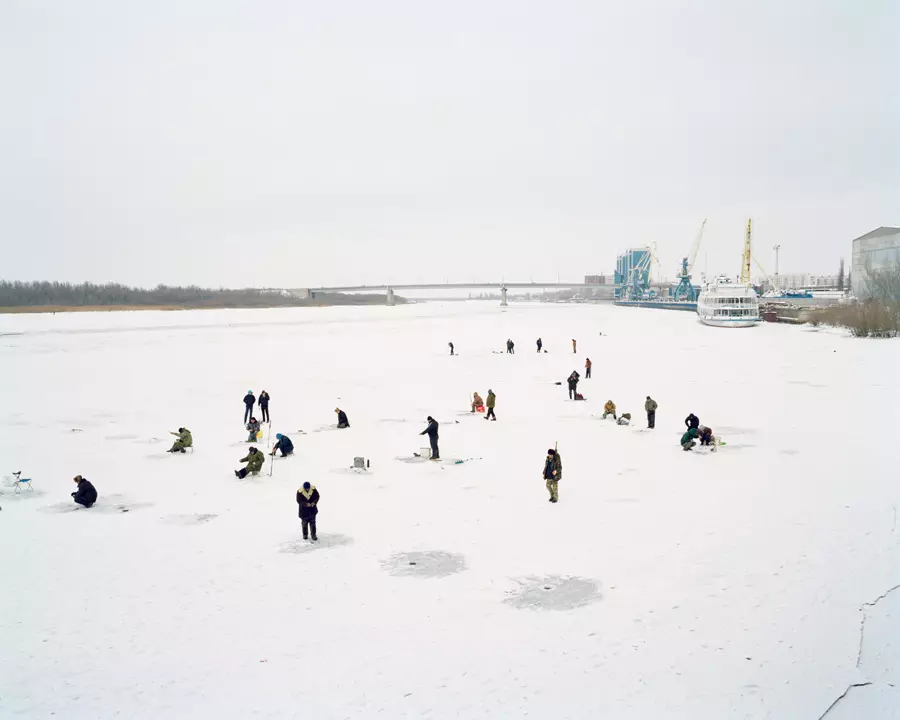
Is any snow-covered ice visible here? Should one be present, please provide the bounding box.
[2,302,899,718]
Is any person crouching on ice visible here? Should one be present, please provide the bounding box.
[698,425,717,450]
[681,426,699,451]
[471,392,484,413]
[167,427,192,453]
[335,408,350,428]
[297,481,320,541]
[72,475,98,508]
[271,433,294,457]
[235,447,265,478]
[246,417,261,442]
[602,400,617,419]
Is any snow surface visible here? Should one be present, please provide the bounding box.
[2,302,899,719]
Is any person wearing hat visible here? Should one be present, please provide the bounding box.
[243,390,256,424]
[485,389,497,421]
[543,449,562,503]
[420,416,440,460]
[335,408,350,429]
[246,416,261,443]
[167,427,192,453]
[645,396,658,429]
[471,391,484,413]
[271,433,294,457]
[71,475,98,508]
[259,390,271,424]
[296,481,320,541]
[235,447,265,478]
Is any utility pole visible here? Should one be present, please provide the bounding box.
[773,244,781,291]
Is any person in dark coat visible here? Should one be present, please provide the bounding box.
[420,416,440,460]
[259,390,270,423]
[506,339,515,354]
[645,396,658,429]
[536,337,543,352]
[543,449,562,502]
[71,475,98,508]
[271,433,294,457]
[297,481,320,541]
[567,370,580,400]
[448,342,454,356]
[335,408,350,428]
[685,413,700,430]
[243,391,256,424]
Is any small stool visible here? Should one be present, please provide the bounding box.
[12,471,33,493]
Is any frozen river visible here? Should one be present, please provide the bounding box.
[2,301,899,718]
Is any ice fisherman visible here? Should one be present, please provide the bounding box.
[698,425,717,449]
[536,337,543,352]
[645,396,658,429]
[543,448,562,503]
[235,447,265,478]
[602,400,617,419]
[585,357,592,379]
[297,481,320,541]
[685,413,700,430]
[471,392,484,413]
[167,427,193,453]
[335,408,350,428]
[420,416,440,460]
[567,370,580,400]
[617,413,632,426]
[271,433,294,457]
[485,389,496,421]
[506,339,515,354]
[449,342,454,355]
[681,426,699,451]
[71,475,98,508]
[572,338,577,353]
[246,417,261,442]
[259,390,271,423]
[243,390,256,424]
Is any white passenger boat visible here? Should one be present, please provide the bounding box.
[696,276,760,327]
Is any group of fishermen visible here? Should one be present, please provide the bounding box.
[470,390,497,421]
[681,413,717,451]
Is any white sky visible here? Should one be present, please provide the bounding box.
[1,0,898,288]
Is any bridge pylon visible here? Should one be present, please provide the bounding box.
[386,287,395,306]
[500,286,508,307]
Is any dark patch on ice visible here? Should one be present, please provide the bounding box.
[0,488,46,500]
[105,433,140,441]
[279,534,353,554]
[504,575,602,611]
[162,513,219,526]
[40,499,152,514]
[714,426,758,436]
[383,551,466,578]
[332,467,374,475]
[380,418,409,424]
[779,449,800,456]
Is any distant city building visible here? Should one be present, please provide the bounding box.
[584,275,608,285]
[778,274,839,289]
[851,226,900,297]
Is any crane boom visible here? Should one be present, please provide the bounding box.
[686,219,707,274]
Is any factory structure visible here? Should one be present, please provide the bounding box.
[851,226,900,298]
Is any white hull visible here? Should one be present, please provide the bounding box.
[697,276,760,328]
[698,315,759,328]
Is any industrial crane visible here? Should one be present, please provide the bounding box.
[673,219,706,301]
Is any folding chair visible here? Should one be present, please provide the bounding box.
[12,471,33,493]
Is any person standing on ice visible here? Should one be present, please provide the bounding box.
[335,408,350,428]
[645,396,658,429]
[448,342,454,355]
[485,389,496,421]
[259,390,270,424]
[235,447,265,477]
[684,413,700,430]
[572,338,577,353]
[71,475,98,508]
[243,390,256,424]
[536,337,543,352]
[506,339,515,354]
[543,449,561,503]
[420,416,440,460]
[167,427,192,453]
[567,370,580,400]
[297,481,320,541]
[271,433,294,457]
[584,357,592,379]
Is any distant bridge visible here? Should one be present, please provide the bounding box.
[290,282,615,306]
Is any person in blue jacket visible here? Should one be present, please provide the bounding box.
[271,433,294,457]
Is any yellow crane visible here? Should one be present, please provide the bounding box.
[740,219,753,285]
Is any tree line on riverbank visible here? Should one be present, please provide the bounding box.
[0,281,402,310]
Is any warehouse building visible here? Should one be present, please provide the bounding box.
[851,226,900,298]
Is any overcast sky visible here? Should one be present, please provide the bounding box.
[1,0,897,288]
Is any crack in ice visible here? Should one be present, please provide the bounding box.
[816,682,873,720]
